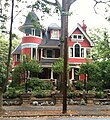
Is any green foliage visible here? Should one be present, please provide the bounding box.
[95,91,105,99]
[79,61,100,82]
[3,87,19,99]
[12,55,43,84]
[52,58,70,74]
[27,78,53,91]
[75,80,83,90]
[87,81,104,91]
[88,28,110,61]
[0,35,20,88]
[34,90,50,98]
[97,60,110,89]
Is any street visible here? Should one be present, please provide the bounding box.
[0,117,110,120]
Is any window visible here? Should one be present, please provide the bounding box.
[81,48,84,57]
[31,28,35,36]
[47,50,52,58]
[71,34,83,41]
[16,54,20,61]
[70,48,73,57]
[75,44,80,57]
[32,48,36,59]
[51,30,59,39]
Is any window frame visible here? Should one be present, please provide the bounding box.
[71,34,84,41]
[31,48,37,60]
[51,30,59,39]
[16,54,20,62]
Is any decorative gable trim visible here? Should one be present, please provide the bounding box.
[69,23,94,46]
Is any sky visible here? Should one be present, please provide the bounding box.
[12,0,110,36]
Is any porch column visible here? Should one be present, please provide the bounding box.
[71,68,74,80]
[50,69,53,80]
[41,48,43,58]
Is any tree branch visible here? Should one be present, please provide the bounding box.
[93,0,110,15]
[67,0,77,11]
[42,0,61,12]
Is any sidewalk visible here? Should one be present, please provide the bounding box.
[1,105,110,117]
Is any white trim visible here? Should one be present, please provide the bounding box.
[21,43,39,49]
[71,34,84,41]
[50,30,59,40]
[16,54,20,62]
[69,23,94,46]
[73,43,81,58]
[50,69,53,79]
[31,47,37,60]
[71,68,74,80]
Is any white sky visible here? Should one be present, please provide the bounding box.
[12,0,110,36]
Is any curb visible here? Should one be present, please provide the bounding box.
[1,114,110,118]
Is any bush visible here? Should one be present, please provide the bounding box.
[27,78,53,91]
[95,91,105,98]
[3,87,19,99]
[75,80,83,90]
[87,81,104,91]
[34,90,51,98]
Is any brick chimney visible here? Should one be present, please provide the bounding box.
[82,20,87,32]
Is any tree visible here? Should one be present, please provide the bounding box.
[52,58,70,91]
[97,60,110,89]
[79,61,100,92]
[0,34,19,110]
[88,28,110,61]
[12,55,42,91]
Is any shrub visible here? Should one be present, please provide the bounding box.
[87,81,104,91]
[75,80,83,90]
[95,91,105,98]
[3,87,19,99]
[27,78,53,91]
[34,90,51,98]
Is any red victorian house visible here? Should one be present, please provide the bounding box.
[12,10,94,82]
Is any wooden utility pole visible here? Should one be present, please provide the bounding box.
[62,0,68,114]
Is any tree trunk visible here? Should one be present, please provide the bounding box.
[0,90,3,109]
[0,89,5,115]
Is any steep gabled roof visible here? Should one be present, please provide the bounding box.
[69,23,94,46]
[12,43,21,54]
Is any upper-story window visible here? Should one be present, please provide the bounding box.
[25,28,41,37]
[81,48,84,57]
[75,44,80,57]
[16,54,20,61]
[51,30,59,39]
[32,28,35,36]
[69,45,91,58]
[71,34,83,41]
[70,48,73,57]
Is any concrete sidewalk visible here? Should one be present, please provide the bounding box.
[1,105,110,117]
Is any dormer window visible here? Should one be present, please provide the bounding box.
[51,30,59,39]
[71,34,83,41]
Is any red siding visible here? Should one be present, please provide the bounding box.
[80,74,85,80]
[22,36,42,44]
[68,38,91,47]
[68,58,92,63]
[22,48,31,57]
